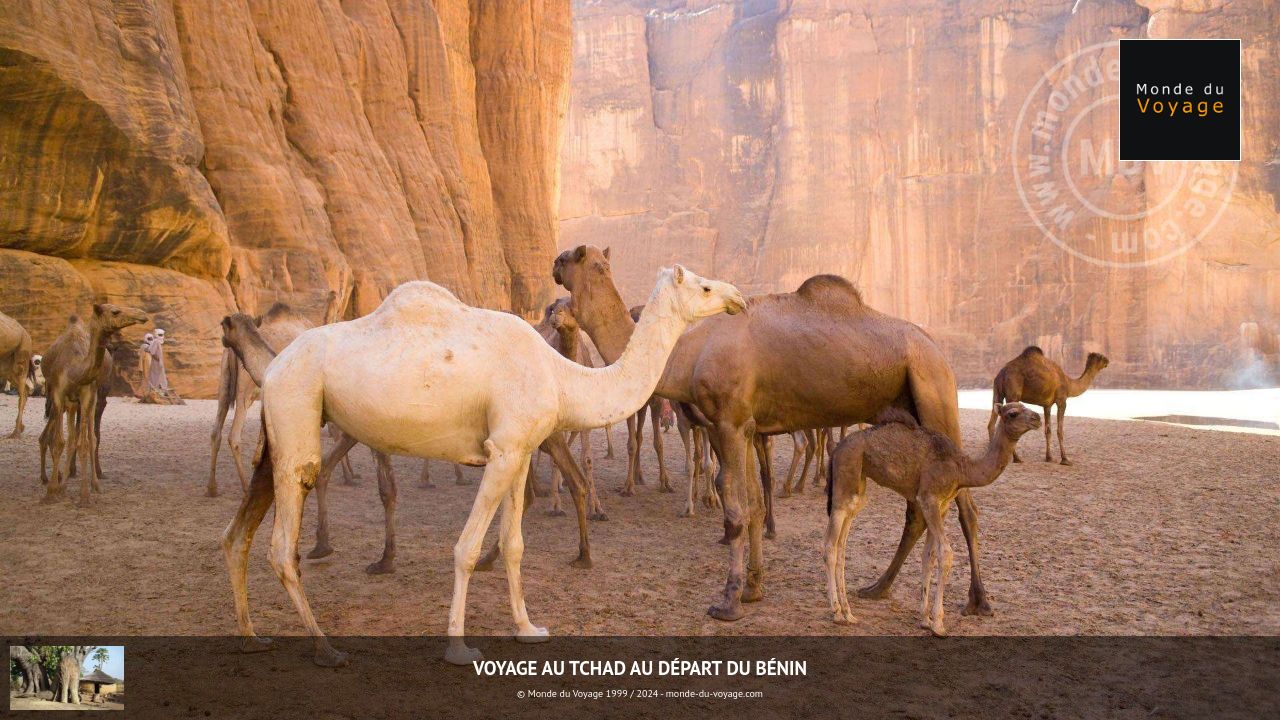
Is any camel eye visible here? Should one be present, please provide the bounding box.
[112,310,120,316]
[702,286,710,293]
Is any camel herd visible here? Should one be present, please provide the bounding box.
[0,243,1114,666]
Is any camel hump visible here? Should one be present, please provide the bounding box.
[796,275,865,306]
[258,302,295,323]
[378,281,464,318]
[1019,345,1044,358]
[873,407,919,428]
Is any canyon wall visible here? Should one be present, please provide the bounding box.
[0,0,571,397]
[560,0,1280,388]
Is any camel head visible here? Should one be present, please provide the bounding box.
[94,303,147,332]
[552,244,613,295]
[661,265,746,320]
[220,313,258,349]
[993,402,1041,439]
[1085,352,1110,372]
[545,298,578,334]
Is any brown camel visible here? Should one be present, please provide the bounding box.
[51,332,127,485]
[989,346,1109,465]
[40,305,147,505]
[219,313,401,574]
[1,309,34,438]
[208,301,327,496]
[826,404,1040,635]
[554,245,985,622]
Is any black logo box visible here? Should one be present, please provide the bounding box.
[1119,38,1241,162]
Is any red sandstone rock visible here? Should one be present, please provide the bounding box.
[0,0,571,397]
[559,0,1280,388]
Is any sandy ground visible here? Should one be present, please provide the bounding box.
[0,393,1278,639]
[8,693,123,711]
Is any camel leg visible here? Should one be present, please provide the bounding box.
[207,352,236,497]
[919,499,952,636]
[797,429,816,492]
[743,435,766,603]
[268,465,347,667]
[707,420,759,621]
[365,450,397,574]
[679,420,697,517]
[918,525,936,629]
[80,389,100,502]
[41,405,67,503]
[39,409,54,485]
[825,446,866,624]
[956,489,992,616]
[498,452,548,643]
[227,386,255,494]
[7,353,29,438]
[699,428,721,510]
[546,444,566,516]
[339,454,357,485]
[834,494,865,623]
[446,440,528,665]
[419,460,435,488]
[652,402,673,492]
[622,412,640,495]
[1042,404,1053,462]
[753,434,776,539]
[587,461,606,521]
[779,431,803,497]
[578,428,605,520]
[545,433,596,564]
[307,432,358,560]
[858,501,925,599]
[221,428,276,653]
[75,391,97,506]
[454,463,468,485]
[66,404,80,478]
[92,391,106,485]
[1057,402,1071,465]
[603,422,615,459]
[814,430,829,489]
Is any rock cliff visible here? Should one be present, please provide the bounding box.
[560,0,1279,388]
[0,0,571,397]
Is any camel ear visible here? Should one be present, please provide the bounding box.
[93,304,105,317]
[573,245,587,262]
[673,265,686,284]
[603,246,611,260]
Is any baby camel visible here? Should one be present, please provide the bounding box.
[825,403,1041,636]
[222,267,744,667]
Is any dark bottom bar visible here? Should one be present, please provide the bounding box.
[7,636,1279,718]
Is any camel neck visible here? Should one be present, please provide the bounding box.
[556,328,579,361]
[963,428,1019,488]
[1067,364,1102,398]
[84,322,107,384]
[231,330,278,386]
[557,278,686,431]
[572,281,634,365]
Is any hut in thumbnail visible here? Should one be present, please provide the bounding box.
[78,667,121,698]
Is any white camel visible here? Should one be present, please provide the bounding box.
[222,266,745,667]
